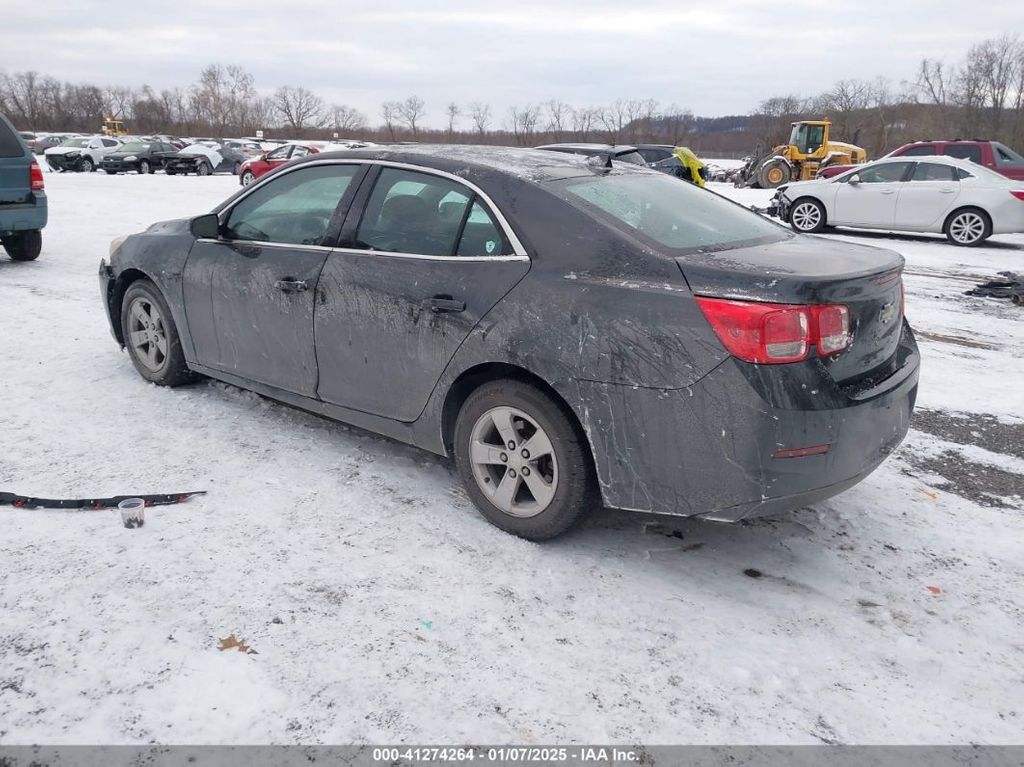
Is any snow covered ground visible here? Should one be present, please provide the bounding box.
[1,170,1022,745]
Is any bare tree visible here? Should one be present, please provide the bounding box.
[916,58,955,135]
[571,106,597,141]
[398,95,426,137]
[661,104,694,146]
[469,102,491,135]
[598,99,630,143]
[544,99,573,142]
[381,101,401,140]
[274,85,325,132]
[752,95,803,148]
[329,104,367,135]
[445,102,460,138]
[509,104,541,145]
[816,79,874,139]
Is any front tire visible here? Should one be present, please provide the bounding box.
[241,170,256,186]
[759,159,790,189]
[789,197,827,233]
[120,280,196,386]
[944,207,991,247]
[196,161,211,177]
[80,157,95,173]
[454,380,595,540]
[138,160,151,175]
[2,230,42,261]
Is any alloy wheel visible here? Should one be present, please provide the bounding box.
[469,406,558,518]
[127,297,168,373]
[949,212,985,245]
[791,202,822,232]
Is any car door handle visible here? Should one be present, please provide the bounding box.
[424,296,466,313]
[274,279,308,293]
[880,189,896,195]
[939,188,956,193]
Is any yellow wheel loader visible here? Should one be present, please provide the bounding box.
[737,120,867,189]
[101,117,128,137]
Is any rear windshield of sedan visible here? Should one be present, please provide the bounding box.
[554,172,786,252]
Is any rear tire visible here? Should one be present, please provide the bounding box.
[454,380,595,540]
[2,230,42,261]
[944,207,991,247]
[789,197,827,234]
[120,279,196,387]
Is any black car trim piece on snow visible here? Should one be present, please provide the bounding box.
[98,146,919,536]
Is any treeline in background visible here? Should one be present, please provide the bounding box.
[2,35,1023,158]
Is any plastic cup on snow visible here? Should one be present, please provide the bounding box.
[118,498,145,529]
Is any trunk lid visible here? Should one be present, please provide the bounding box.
[678,235,905,385]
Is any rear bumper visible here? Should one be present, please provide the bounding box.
[576,322,920,521]
[0,196,47,234]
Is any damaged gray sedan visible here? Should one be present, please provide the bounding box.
[98,146,919,540]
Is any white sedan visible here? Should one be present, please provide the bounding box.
[772,155,1024,246]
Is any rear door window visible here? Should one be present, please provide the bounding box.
[0,117,26,158]
[910,163,956,182]
[354,167,509,257]
[944,144,982,163]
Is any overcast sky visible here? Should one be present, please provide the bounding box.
[5,0,1023,127]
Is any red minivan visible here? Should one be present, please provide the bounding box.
[237,143,322,186]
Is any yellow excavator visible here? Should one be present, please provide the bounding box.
[737,119,867,188]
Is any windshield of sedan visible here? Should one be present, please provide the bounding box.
[553,172,786,253]
[61,138,89,148]
[119,142,149,152]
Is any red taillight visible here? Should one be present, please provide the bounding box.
[1011,190,1024,201]
[695,297,850,364]
[813,304,850,354]
[30,161,44,191]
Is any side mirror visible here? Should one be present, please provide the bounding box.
[847,174,861,185]
[190,213,220,239]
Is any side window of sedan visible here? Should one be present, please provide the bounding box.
[223,164,359,246]
[354,168,508,257]
[858,163,913,183]
[291,146,311,158]
[266,145,292,161]
[910,163,956,182]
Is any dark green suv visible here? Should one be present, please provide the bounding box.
[0,113,47,261]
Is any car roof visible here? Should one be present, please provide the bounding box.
[871,154,976,168]
[535,142,640,154]
[292,144,647,184]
